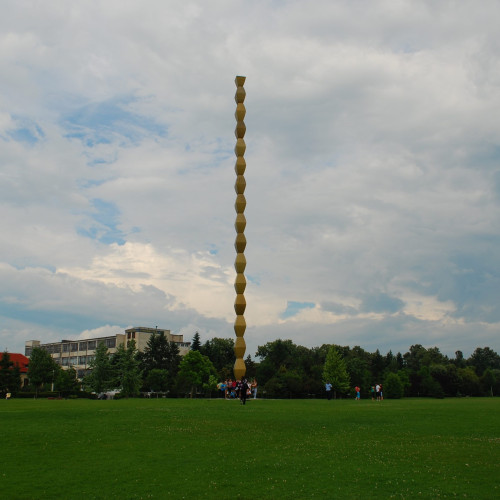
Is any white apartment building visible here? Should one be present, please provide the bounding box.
[25,326,191,378]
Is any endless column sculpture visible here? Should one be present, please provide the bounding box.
[234,76,247,380]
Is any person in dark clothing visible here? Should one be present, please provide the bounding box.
[240,378,249,405]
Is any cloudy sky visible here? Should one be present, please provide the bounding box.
[1,0,499,360]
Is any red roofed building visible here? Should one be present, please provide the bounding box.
[0,352,29,387]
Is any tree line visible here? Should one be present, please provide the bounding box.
[5,332,500,398]
[251,340,500,399]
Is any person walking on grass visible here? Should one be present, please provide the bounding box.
[376,383,381,401]
[240,379,249,405]
[325,381,333,400]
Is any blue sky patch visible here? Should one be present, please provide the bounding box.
[282,300,315,319]
[77,198,126,245]
[62,96,167,147]
[7,116,45,145]
[247,275,261,286]
[0,301,105,332]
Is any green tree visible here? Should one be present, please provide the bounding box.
[176,350,216,397]
[140,331,171,372]
[203,374,218,397]
[163,341,181,391]
[191,331,201,351]
[0,352,22,396]
[244,354,257,380]
[83,342,113,394]
[139,331,181,391]
[323,345,350,398]
[10,364,22,395]
[262,367,303,399]
[346,357,371,395]
[256,339,299,386]
[145,369,169,394]
[403,344,434,396]
[370,349,385,382]
[112,340,142,398]
[458,366,481,396]
[0,352,13,396]
[481,369,500,397]
[384,372,404,399]
[403,344,428,373]
[395,352,404,370]
[468,347,500,376]
[429,364,461,397]
[396,369,411,396]
[453,350,466,368]
[200,337,234,378]
[55,367,79,395]
[257,339,297,369]
[419,365,444,398]
[27,347,58,395]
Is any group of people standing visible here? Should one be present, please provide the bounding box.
[324,382,383,400]
[217,378,258,404]
[371,384,383,401]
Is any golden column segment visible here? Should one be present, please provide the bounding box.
[234,75,247,380]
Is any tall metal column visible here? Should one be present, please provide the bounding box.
[233,76,247,380]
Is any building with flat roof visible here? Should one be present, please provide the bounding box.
[25,327,190,378]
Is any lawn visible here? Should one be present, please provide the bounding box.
[2,397,499,499]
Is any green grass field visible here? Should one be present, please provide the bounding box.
[2,397,499,499]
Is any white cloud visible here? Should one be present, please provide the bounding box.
[78,325,125,340]
[1,0,499,359]
[59,242,234,320]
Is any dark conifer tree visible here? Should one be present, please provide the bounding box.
[191,331,201,351]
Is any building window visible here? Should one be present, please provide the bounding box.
[78,356,86,365]
[63,344,69,353]
[79,342,87,351]
[69,357,78,366]
[87,341,96,350]
[71,343,78,352]
[25,348,32,357]
[106,338,116,348]
[62,358,69,366]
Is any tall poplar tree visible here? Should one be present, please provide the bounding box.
[112,340,142,397]
[84,342,112,394]
[322,345,350,399]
